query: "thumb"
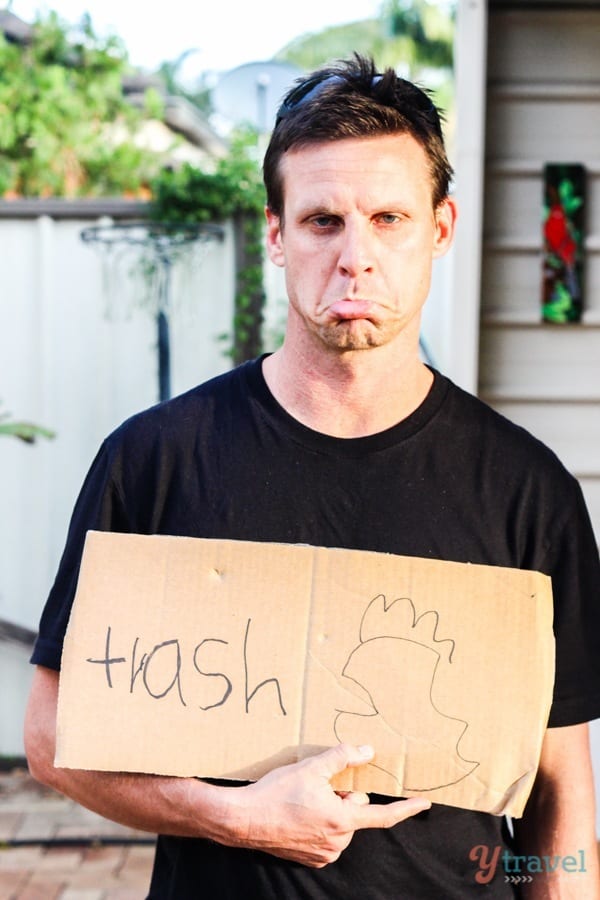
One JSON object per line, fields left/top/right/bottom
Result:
{"left": 314, "top": 743, "right": 374, "bottom": 778}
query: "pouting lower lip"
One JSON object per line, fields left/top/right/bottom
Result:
{"left": 328, "top": 299, "right": 375, "bottom": 318}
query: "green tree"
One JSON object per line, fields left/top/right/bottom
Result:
{"left": 383, "top": 0, "right": 454, "bottom": 72}
{"left": 150, "top": 129, "right": 267, "bottom": 363}
{"left": 156, "top": 49, "right": 213, "bottom": 116}
{"left": 0, "top": 11, "right": 165, "bottom": 197}
{"left": 150, "top": 129, "right": 264, "bottom": 225}
{"left": 276, "top": 1, "right": 453, "bottom": 76}
{"left": 276, "top": 20, "right": 388, "bottom": 72}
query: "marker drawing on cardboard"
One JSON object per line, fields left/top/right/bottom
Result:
{"left": 333, "top": 594, "right": 480, "bottom": 792}
{"left": 55, "top": 532, "right": 555, "bottom": 818}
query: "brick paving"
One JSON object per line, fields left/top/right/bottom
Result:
{"left": 0, "top": 769, "right": 155, "bottom": 900}
{"left": 2, "top": 769, "right": 600, "bottom": 898}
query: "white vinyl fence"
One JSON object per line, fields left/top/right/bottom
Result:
{"left": 0, "top": 202, "right": 236, "bottom": 753}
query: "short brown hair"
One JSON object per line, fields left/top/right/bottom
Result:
{"left": 263, "top": 55, "right": 453, "bottom": 216}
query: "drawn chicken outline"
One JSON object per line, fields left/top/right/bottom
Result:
{"left": 333, "top": 594, "right": 480, "bottom": 792}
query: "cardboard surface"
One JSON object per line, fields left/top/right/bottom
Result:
{"left": 56, "top": 532, "right": 555, "bottom": 816}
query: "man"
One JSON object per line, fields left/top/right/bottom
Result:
{"left": 25, "top": 56, "right": 600, "bottom": 898}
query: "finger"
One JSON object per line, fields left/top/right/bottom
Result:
{"left": 310, "top": 743, "right": 374, "bottom": 778}
{"left": 342, "top": 791, "right": 370, "bottom": 806}
{"left": 352, "top": 796, "right": 431, "bottom": 831}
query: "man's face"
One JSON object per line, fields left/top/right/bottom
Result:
{"left": 266, "top": 133, "right": 456, "bottom": 354}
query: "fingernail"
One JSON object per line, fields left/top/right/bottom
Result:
{"left": 357, "top": 744, "right": 374, "bottom": 758}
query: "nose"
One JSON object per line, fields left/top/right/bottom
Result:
{"left": 337, "top": 221, "right": 374, "bottom": 277}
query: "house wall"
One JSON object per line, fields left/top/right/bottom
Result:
{"left": 0, "top": 206, "right": 235, "bottom": 754}
{"left": 475, "top": 0, "right": 600, "bottom": 833}
{"left": 479, "top": 3, "right": 600, "bottom": 539}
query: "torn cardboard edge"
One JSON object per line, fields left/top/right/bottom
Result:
{"left": 56, "top": 531, "right": 555, "bottom": 817}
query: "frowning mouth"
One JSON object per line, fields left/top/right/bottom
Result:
{"left": 328, "top": 299, "right": 377, "bottom": 320}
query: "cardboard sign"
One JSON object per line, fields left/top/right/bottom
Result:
{"left": 56, "top": 531, "right": 555, "bottom": 817}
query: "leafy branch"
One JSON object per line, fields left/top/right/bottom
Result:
{"left": 0, "top": 410, "right": 55, "bottom": 444}
{"left": 0, "top": 11, "right": 165, "bottom": 198}
{"left": 150, "top": 129, "right": 266, "bottom": 362}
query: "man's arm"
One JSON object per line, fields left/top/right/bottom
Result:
{"left": 25, "top": 665, "right": 430, "bottom": 868}
{"left": 514, "top": 723, "right": 600, "bottom": 899}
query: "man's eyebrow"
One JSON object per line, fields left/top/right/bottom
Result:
{"left": 295, "top": 203, "right": 341, "bottom": 218}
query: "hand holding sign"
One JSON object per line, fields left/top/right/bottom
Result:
{"left": 221, "top": 743, "right": 431, "bottom": 867}
{"left": 29, "top": 668, "right": 428, "bottom": 867}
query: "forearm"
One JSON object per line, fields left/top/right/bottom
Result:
{"left": 25, "top": 665, "right": 429, "bottom": 867}
{"left": 514, "top": 724, "right": 600, "bottom": 899}
{"left": 51, "top": 768, "right": 247, "bottom": 840}
{"left": 24, "top": 667, "right": 245, "bottom": 841}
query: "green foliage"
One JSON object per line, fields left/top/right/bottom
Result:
{"left": 0, "top": 11, "right": 164, "bottom": 197}
{"left": 149, "top": 131, "right": 267, "bottom": 362}
{"left": 277, "top": 20, "right": 386, "bottom": 71}
{"left": 156, "top": 50, "right": 212, "bottom": 116}
{"left": 384, "top": 0, "right": 454, "bottom": 69}
{"left": 276, "top": 1, "right": 453, "bottom": 75}
{"left": 0, "top": 410, "right": 55, "bottom": 443}
{"left": 149, "top": 129, "right": 265, "bottom": 223}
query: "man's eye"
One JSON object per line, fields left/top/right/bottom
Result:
{"left": 311, "top": 215, "right": 336, "bottom": 228}
{"left": 377, "top": 213, "right": 401, "bottom": 224}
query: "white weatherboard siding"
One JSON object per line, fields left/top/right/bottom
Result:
{"left": 474, "top": 0, "right": 600, "bottom": 834}
{"left": 479, "top": 4, "right": 600, "bottom": 542}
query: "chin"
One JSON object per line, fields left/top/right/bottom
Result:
{"left": 316, "top": 321, "right": 397, "bottom": 352}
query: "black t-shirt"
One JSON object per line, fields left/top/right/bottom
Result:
{"left": 32, "top": 358, "right": 600, "bottom": 899}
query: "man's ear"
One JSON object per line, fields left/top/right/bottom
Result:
{"left": 265, "top": 207, "right": 285, "bottom": 267}
{"left": 432, "top": 197, "right": 458, "bottom": 259}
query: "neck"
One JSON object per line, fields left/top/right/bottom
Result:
{"left": 262, "top": 338, "right": 433, "bottom": 439}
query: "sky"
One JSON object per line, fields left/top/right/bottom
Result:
{"left": 8, "top": 0, "right": 390, "bottom": 74}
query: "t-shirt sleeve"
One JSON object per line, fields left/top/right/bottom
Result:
{"left": 545, "top": 479, "right": 600, "bottom": 727}
{"left": 30, "top": 439, "right": 131, "bottom": 671}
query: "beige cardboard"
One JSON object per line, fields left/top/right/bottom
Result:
{"left": 56, "top": 531, "right": 555, "bottom": 817}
